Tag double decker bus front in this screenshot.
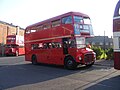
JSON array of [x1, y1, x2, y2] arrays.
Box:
[[63, 15, 95, 69], [75, 37, 96, 65], [73, 15, 95, 64], [6, 35, 16, 44], [5, 35, 22, 56], [4, 44, 19, 56]]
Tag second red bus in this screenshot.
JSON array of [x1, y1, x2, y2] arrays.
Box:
[[4, 35, 25, 56]]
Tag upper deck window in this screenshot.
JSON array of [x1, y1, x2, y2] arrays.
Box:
[[31, 29, 37, 33], [36, 25, 43, 31], [74, 16, 83, 23], [25, 29, 31, 34], [43, 23, 51, 29], [7, 37, 15, 40], [62, 16, 72, 24], [52, 19, 61, 27], [83, 17, 91, 24]]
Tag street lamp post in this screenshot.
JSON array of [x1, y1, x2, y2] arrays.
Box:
[[104, 30, 106, 59]]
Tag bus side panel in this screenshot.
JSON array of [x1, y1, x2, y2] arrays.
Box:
[[25, 44, 32, 61], [19, 47, 25, 55], [52, 24, 74, 37], [114, 52, 120, 70], [37, 49, 51, 64], [113, 19, 120, 32], [27, 24, 74, 42], [51, 48, 64, 65], [68, 48, 77, 61], [29, 29, 52, 41]]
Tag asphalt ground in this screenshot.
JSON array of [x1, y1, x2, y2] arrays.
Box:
[[0, 56, 119, 90]]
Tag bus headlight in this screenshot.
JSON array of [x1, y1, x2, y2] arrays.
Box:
[[79, 56, 82, 60], [93, 53, 96, 60]]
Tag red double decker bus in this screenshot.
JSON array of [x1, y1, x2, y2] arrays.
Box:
[[113, 0, 120, 70], [25, 12, 96, 69], [4, 35, 25, 56]]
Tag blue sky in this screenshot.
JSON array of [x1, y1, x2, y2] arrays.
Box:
[[0, 0, 119, 37]]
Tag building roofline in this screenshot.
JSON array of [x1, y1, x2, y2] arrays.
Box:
[[0, 20, 24, 30]]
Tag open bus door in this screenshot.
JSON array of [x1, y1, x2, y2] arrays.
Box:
[[62, 38, 69, 55]]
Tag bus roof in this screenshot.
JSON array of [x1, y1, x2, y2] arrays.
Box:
[[26, 11, 89, 29], [114, 0, 120, 17]]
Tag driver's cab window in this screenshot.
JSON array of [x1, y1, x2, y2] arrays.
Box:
[[69, 39, 76, 48], [76, 37, 86, 49]]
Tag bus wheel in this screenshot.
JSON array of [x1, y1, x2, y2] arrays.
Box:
[[64, 57, 77, 70], [16, 51, 19, 56], [32, 55, 38, 65]]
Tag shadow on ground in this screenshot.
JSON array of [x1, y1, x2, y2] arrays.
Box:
[[0, 62, 113, 90]]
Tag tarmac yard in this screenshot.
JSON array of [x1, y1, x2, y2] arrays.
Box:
[[0, 56, 119, 90]]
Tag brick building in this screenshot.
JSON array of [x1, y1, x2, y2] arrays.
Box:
[[0, 20, 24, 45]]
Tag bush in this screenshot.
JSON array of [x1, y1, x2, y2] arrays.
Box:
[[91, 46, 113, 60], [105, 48, 114, 60], [91, 46, 104, 60]]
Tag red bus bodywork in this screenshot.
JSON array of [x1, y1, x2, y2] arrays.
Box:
[[5, 35, 25, 56], [25, 12, 96, 69], [113, 0, 120, 70]]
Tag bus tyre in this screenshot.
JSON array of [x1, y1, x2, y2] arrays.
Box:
[[16, 51, 19, 56], [32, 55, 38, 65], [64, 57, 77, 70]]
